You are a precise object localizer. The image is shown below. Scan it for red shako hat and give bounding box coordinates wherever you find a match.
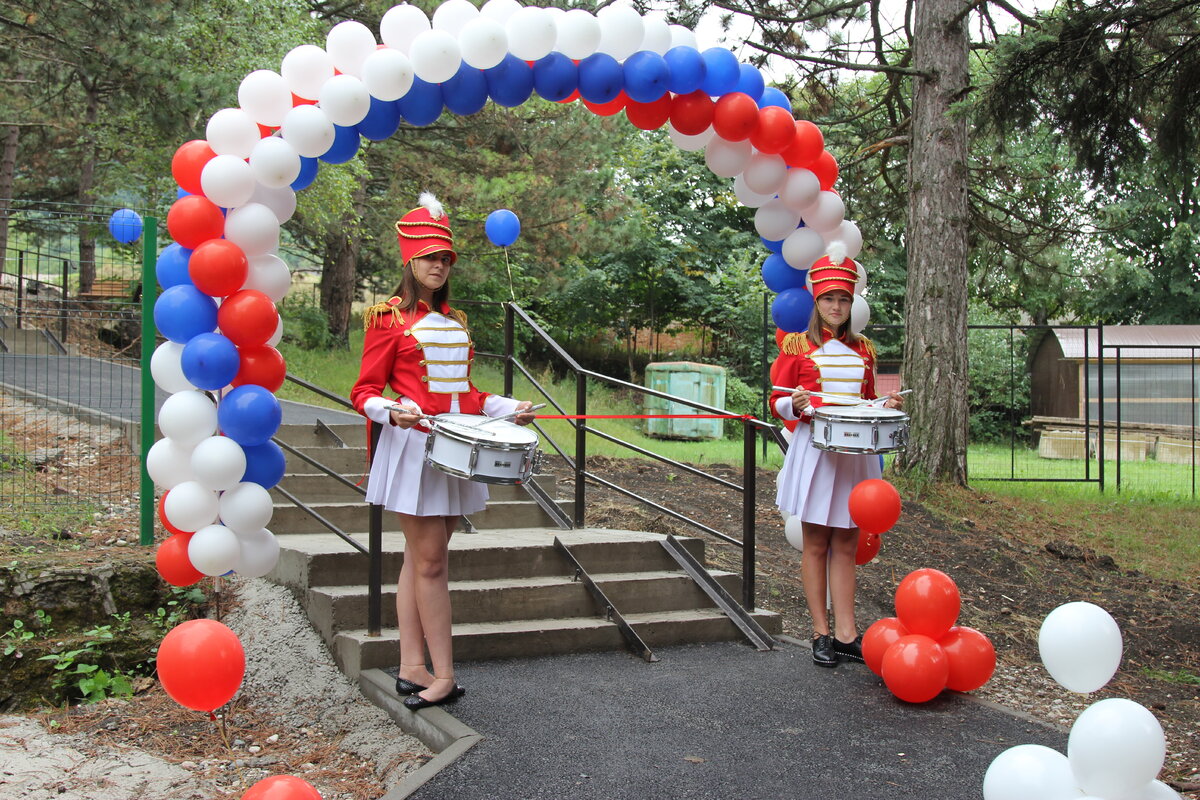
[395,192,456,266]
[808,241,858,299]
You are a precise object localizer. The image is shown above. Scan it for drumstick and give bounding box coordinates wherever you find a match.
[771,386,862,403]
[475,402,547,427]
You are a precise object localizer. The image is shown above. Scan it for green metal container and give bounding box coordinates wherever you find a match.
[644,361,727,440]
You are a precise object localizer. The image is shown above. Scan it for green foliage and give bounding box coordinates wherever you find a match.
[37,624,135,704]
[146,586,208,634]
[279,294,340,351]
[722,375,762,438]
[966,305,1030,443]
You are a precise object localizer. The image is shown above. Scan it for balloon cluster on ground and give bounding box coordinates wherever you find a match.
[983,603,1181,800]
[781,478,898,562]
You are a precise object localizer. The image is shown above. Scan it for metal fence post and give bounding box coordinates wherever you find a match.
[742,418,756,610]
[504,303,514,397]
[574,371,586,528]
[139,218,158,546]
[368,420,384,637]
[15,250,23,329]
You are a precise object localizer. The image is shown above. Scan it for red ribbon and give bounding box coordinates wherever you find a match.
[537,414,757,420]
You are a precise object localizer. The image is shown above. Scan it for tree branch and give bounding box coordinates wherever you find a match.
[742,40,931,78]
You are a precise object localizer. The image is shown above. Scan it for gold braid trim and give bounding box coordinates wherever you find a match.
[860,335,876,362]
[363,301,401,331]
[780,332,808,355]
[446,306,470,333]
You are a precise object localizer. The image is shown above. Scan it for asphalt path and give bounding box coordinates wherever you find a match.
[399,639,1064,800]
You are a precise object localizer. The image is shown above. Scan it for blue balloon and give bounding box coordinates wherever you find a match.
[533,52,578,102]
[241,440,286,489]
[357,96,402,141]
[622,51,670,103]
[399,77,445,125]
[320,125,360,164]
[156,243,193,289]
[180,332,240,391]
[218,385,282,447]
[771,287,815,333]
[108,209,143,244]
[577,52,623,104]
[443,65,489,116]
[664,46,706,95]
[485,55,534,108]
[758,86,792,112]
[154,285,218,343]
[485,209,521,247]
[735,64,765,102]
[176,187,191,199]
[292,157,318,191]
[761,236,784,254]
[761,254,807,293]
[700,48,740,97]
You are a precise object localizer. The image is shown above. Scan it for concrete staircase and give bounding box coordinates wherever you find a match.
[265,421,782,679]
[0,315,72,356]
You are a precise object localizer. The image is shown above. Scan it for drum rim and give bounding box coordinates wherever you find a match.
[430,414,539,446]
[812,406,909,421]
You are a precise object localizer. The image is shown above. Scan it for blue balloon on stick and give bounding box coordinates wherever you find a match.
[218,385,282,447]
[357,96,402,141]
[398,77,445,125]
[622,51,671,103]
[108,209,143,244]
[485,55,534,108]
[700,47,740,97]
[758,86,792,112]
[663,46,706,95]
[485,209,521,247]
[761,254,807,293]
[576,52,623,104]
[241,440,287,489]
[735,63,765,103]
[291,157,319,191]
[154,285,218,343]
[156,243,194,289]
[771,287,815,333]
[443,64,489,116]
[180,332,240,391]
[533,52,579,102]
[320,125,361,164]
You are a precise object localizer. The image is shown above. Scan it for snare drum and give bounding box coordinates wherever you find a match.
[424,413,542,485]
[811,405,909,454]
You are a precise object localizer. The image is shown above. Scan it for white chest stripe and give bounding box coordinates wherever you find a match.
[411,313,471,394]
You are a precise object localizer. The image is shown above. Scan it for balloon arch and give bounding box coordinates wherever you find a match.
[147,0,871,591]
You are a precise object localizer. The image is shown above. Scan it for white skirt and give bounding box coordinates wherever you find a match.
[365,423,488,517]
[776,422,882,528]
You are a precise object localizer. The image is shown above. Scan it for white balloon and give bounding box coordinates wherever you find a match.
[224,203,281,257]
[200,155,257,209]
[238,70,293,128]
[433,0,478,35]
[249,183,296,224]
[147,437,197,490]
[219,481,275,534]
[267,317,284,347]
[780,167,821,211]
[163,480,220,532]
[319,74,371,126]
[556,9,601,60]
[326,20,376,77]
[506,6,557,62]
[855,262,868,295]
[1039,602,1123,694]
[249,137,301,190]
[668,123,714,152]
[827,220,864,260]
[362,47,415,101]
[409,29,462,84]
[206,108,260,159]
[191,436,248,492]
[801,191,847,233]
[755,198,803,241]
[667,24,697,51]
[982,744,1083,800]
[783,515,804,551]
[188,524,242,577]
[596,4,644,61]
[281,44,335,101]
[640,15,673,55]
[233,528,280,578]
[1068,699,1165,799]
[458,16,508,70]
[380,3,431,54]
[151,341,194,394]
[281,104,335,159]
[480,0,521,24]
[743,153,788,195]
[1122,781,1183,800]
[850,294,870,335]
[733,174,774,208]
[159,390,218,448]
[245,254,292,303]
[782,226,825,270]
[705,136,752,178]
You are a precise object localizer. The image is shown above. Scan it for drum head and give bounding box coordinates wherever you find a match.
[814,405,908,422]
[433,413,539,445]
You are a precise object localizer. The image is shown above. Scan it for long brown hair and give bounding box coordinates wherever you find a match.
[390,261,469,332]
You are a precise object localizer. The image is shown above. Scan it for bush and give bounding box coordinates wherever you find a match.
[279,295,338,351]
[723,374,762,439]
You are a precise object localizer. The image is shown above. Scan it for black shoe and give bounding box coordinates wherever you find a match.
[834,635,864,663]
[812,634,838,668]
[395,677,427,696]
[403,684,465,710]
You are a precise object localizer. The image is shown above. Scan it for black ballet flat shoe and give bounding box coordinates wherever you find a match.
[403,684,466,710]
[812,634,838,668]
[395,677,427,696]
[834,635,865,664]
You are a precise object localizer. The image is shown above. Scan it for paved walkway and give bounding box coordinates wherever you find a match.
[395,639,1063,800]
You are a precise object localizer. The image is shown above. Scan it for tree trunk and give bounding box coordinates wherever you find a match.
[0,120,18,276]
[319,186,365,347]
[76,82,99,295]
[896,0,971,484]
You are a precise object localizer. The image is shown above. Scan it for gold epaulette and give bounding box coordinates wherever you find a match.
[780,332,809,355]
[860,335,876,362]
[363,297,403,330]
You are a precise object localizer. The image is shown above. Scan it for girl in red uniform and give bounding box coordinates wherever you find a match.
[769,247,903,668]
[351,194,534,708]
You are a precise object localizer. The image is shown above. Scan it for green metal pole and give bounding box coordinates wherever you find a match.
[139,217,158,546]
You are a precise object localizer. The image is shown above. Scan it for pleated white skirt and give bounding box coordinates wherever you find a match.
[365,424,488,517]
[775,423,882,528]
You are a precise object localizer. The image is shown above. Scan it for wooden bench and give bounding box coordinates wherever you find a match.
[76,279,140,302]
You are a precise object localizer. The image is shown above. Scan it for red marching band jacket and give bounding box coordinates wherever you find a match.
[769,330,877,430]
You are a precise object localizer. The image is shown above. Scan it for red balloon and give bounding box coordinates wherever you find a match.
[582,91,628,117]
[189,239,249,297]
[157,619,245,711]
[171,140,217,197]
[625,95,671,131]
[750,106,797,154]
[556,88,581,103]
[218,290,279,348]
[782,119,825,168]
[847,478,901,534]
[862,616,909,676]
[233,345,287,392]
[855,532,882,565]
[156,532,205,587]
[712,92,759,142]
[669,90,715,136]
[811,150,839,190]
[241,775,323,800]
[291,92,318,106]
[894,568,961,639]
[881,634,949,703]
[158,490,188,536]
[167,195,225,250]
[939,626,996,692]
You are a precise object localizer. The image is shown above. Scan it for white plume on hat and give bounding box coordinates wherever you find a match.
[418,191,446,221]
[826,240,847,266]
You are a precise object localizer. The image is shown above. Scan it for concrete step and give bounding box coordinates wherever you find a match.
[269,496,574,536]
[0,328,67,355]
[273,472,559,504]
[274,422,366,449]
[288,446,369,474]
